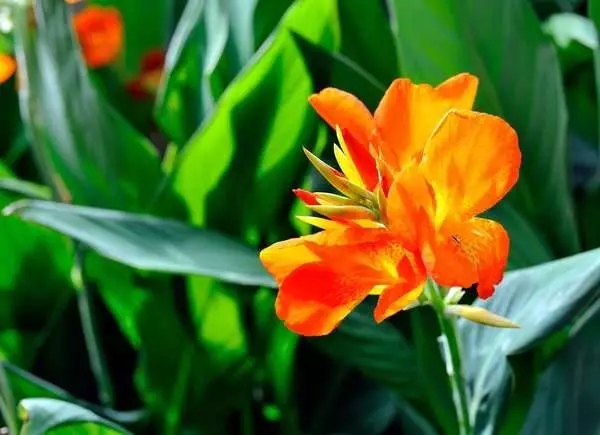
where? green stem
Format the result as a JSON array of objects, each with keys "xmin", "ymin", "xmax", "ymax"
[
  {"xmin": 426, "ymin": 281, "xmax": 472, "ymax": 435},
  {"xmin": 73, "ymin": 245, "xmax": 114, "ymax": 408}
]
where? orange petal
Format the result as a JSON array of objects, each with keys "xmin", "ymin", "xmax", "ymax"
[
  {"xmin": 275, "ymin": 262, "xmax": 384, "ymax": 336},
  {"xmin": 0, "ymin": 54, "xmax": 16, "ymax": 84},
  {"xmin": 259, "ymin": 226, "xmax": 377, "ymax": 285},
  {"xmin": 373, "ymin": 73, "xmax": 478, "ymax": 171},
  {"xmin": 74, "ymin": 6, "xmax": 123, "ymax": 68},
  {"xmin": 385, "ymin": 163, "xmax": 436, "ymax": 251},
  {"xmin": 420, "ymin": 110, "xmax": 520, "ymax": 226},
  {"xmin": 374, "ymin": 255, "xmax": 427, "ymax": 322},
  {"xmin": 309, "ymin": 88, "xmax": 375, "ymax": 149},
  {"xmin": 427, "ymin": 218, "xmax": 509, "ymax": 299}
]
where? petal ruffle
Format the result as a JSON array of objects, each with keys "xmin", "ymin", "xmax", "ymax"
[
  {"xmin": 374, "ymin": 73, "xmax": 478, "ymax": 171},
  {"xmin": 309, "ymin": 88, "xmax": 375, "ymax": 149},
  {"xmin": 420, "ymin": 110, "xmax": 520, "ymax": 227},
  {"xmin": 427, "ymin": 218, "xmax": 509, "ymax": 299}
]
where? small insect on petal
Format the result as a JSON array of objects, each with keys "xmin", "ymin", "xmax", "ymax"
[{"xmin": 445, "ymin": 304, "xmax": 519, "ymax": 329}]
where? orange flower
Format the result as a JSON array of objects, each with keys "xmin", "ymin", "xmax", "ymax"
[
  {"xmin": 259, "ymin": 73, "xmax": 521, "ymax": 336},
  {"xmin": 0, "ymin": 54, "xmax": 16, "ymax": 84},
  {"xmin": 73, "ymin": 6, "xmax": 122, "ymax": 68},
  {"xmin": 126, "ymin": 49, "xmax": 165, "ymax": 100}
]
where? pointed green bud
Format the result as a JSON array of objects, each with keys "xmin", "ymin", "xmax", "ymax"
[{"xmin": 445, "ymin": 305, "xmax": 519, "ymax": 329}]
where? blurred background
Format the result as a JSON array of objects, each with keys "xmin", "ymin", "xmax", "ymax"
[{"xmin": 0, "ymin": 0, "xmax": 599, "ymax": 434}]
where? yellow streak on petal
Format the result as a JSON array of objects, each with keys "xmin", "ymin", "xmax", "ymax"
[
  {"xmin": 295, "ymin": 215, "xmax": 341, "ymax": 230},
  {"xmin": 334, "ymin": 144, "xmax": 364, "ymax": 188}
]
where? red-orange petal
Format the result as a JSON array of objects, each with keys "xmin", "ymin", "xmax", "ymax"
[
  {"xmin": 276, "ymin": 262, "xmax": 386, "ymax": 336},
  {"xmin": 373, "ymin": 73, "xmax": 479, "ymax": 171},
  {"xmin": 293, "ymin": 188, "xmax": 319, "ymax": 206},
  {"xmin": 427, "ymin": 218, "xmax": 509, "ymax": 299},
  {"xmin": 420, "ymin": 110, "xmax": 520, "ymax": 225},
  {"xmin": 374, "ymin": 255, "xmax": 426, "ymax": 322},
  {"xmin": 309, "ymin": 88, "xmax": 375, "ymax": 149},
  {"xmin": 0, "ymin": 54, "xmax": 16, "ymax": 84},
  {"xmin": 341, "ymin": 128, "xmax": 378, "ymax": 190},
  {"xmin": 74, "ymin": 6, "xmax": 123, "ymax": 68}
]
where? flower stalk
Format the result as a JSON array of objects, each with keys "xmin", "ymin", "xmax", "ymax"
[{"xmin": 426, "ymin": 280, "xmax": 472, "ymax": 435}]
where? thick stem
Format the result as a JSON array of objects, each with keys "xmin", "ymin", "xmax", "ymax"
[{"xmin": 427, "ymin": 281, "xmax": 472, "ymax": 435}]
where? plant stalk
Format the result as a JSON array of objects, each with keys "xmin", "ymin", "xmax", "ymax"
[
  {"xmin": 73, "ymin": 245, "xmax": 114, "ymax": 408},
  {"xmin": 426, "ymin": 280, "xmax": 472, "ymax": 435}
]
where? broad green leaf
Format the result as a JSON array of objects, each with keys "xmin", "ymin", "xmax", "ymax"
[
  {"xmin": 520, "ymin": 300, "xmax": 600, "ymax": 434},
  {"xmin": 18, "ymin": 398, "xmax": 130, "ymax": 435},
  {"xmin": 172, "ymin": 0, "xmax": 339, "ymax": 241},
  {"xmin": 337, "ymin": 0, "xmax": 398, "ymax": 84},
  {"xmin": 591, "ymin": 0, "xmax": 600, "ymax": 148},
  {"xmin": 253, "ymin": 0, "xmax": 295, "ymax": 48},
  {"xmin": 0, "ymin": 168, "xmax": 72, "ymax": 368},
  {"xmin": 155, "ymin": 0, "xmax": 229, "ymax": 145},
  {"xmin": 135, "ymin": 284, "xmax": 253, "ymax": 435},
  {"xmin": 5, "ymin": 200, "xmax": 273, "ymax": 288},
  {"xmin": 314, "ymin": 302, "xmax": 421, "ymax": 398},
  {"xmin": 292, "ymin": 33, "xmax": 385, "ymax": 110},
  {"xmin": 2, "ymin": 362, "xmax": 145, "ymax": 428},
  {"xmin": 459, "ymin": 248, "xmax": 600, "ymax": 433},
  {"xmin": 12, "ymin": 0, "xmax": 171, "ymax": 212},
  {"xmin": 0, "ymin": 178, "xmax": 51, "ymax": 200},
  {"xmin": 388, "ymin": 0, "xmax": 580, "ymax": 257}
]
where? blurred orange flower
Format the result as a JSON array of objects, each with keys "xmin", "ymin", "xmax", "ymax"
[
  {"xmin": 73, "ymin": 5, "xmax": 122, "ymax": 68},
  {"xmin": 0, "ymin": 54, "xmax": 16, "ymax": 84},
  {"xmin": 260, "ymin": 73, "xmax": 521, "ymax": 336},
  {"xmin": 126, "ymin": 49, "xmax": 165, "ymax": 100}
]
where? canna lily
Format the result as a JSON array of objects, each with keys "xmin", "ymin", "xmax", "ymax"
[
  {"xmin": 73, "ymin": 5, "xmax": 122, "ymax": 68},
  {"xmin": 259, "ymin": 73, "xmax": 521, "ymax": 336},
  {"xmin": 0, "ymin": 53, "xmax": 16, "ymax": 84},
  {"xmin": 126, "ymin": 49, "xmax": 165, "ymax": 100}
]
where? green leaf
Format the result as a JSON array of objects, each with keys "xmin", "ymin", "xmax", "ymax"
[
  {"xmin": 135, "ymin": 281, "xmax": 253, "ymax": 434},
  {"xmin": 0, "ymin": 178, "xmax": 51, "ymax": 200},
  {"xmin": 314, "ymin": 302, "xmax": 421, "ymax": 398},
  {"xmin": 292, "ymin": 33, "xmax": 385, "ymax": 110},
  {"xmin": 12, "ymin": 0, "xmax": 171, "ymax": 212},
  {"xmin": 520, "ymin": 299, "xmax": 600, "ymax": 434},
  {"xmin": 172, "ymin": 0, "xmax": 339, "ymax": 241},
  {"xmin": 155, "ymin": 0, "xmax": 229, "ymax": 145},
  {"xmin": 18, "ymin": 398, "xmax": 130, "ymax": 435},
  {"xmin": 543, "ymin": 12, "xmax": 597, "ymax": 72},
  {"xmin": 459, "ymin": 248, "xmax": 600, "ymax": 433},
  {"xmin": 387, "ymin": 0, "xmax": 580, "ymax": 257},
  {"xmin": 590, "ymin": 0, "xmax": 600, "ymax": 152},
  {"xmin": 337, "ymin": 0, "xmax": 398, "ymax": 84},
  {"xmin": 253, "ymin": 0, "xmax": 295, "ymax": 48},
  {"xmin": 5, "ymin": 200, "xmax": 273, "ymax": 287}
]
